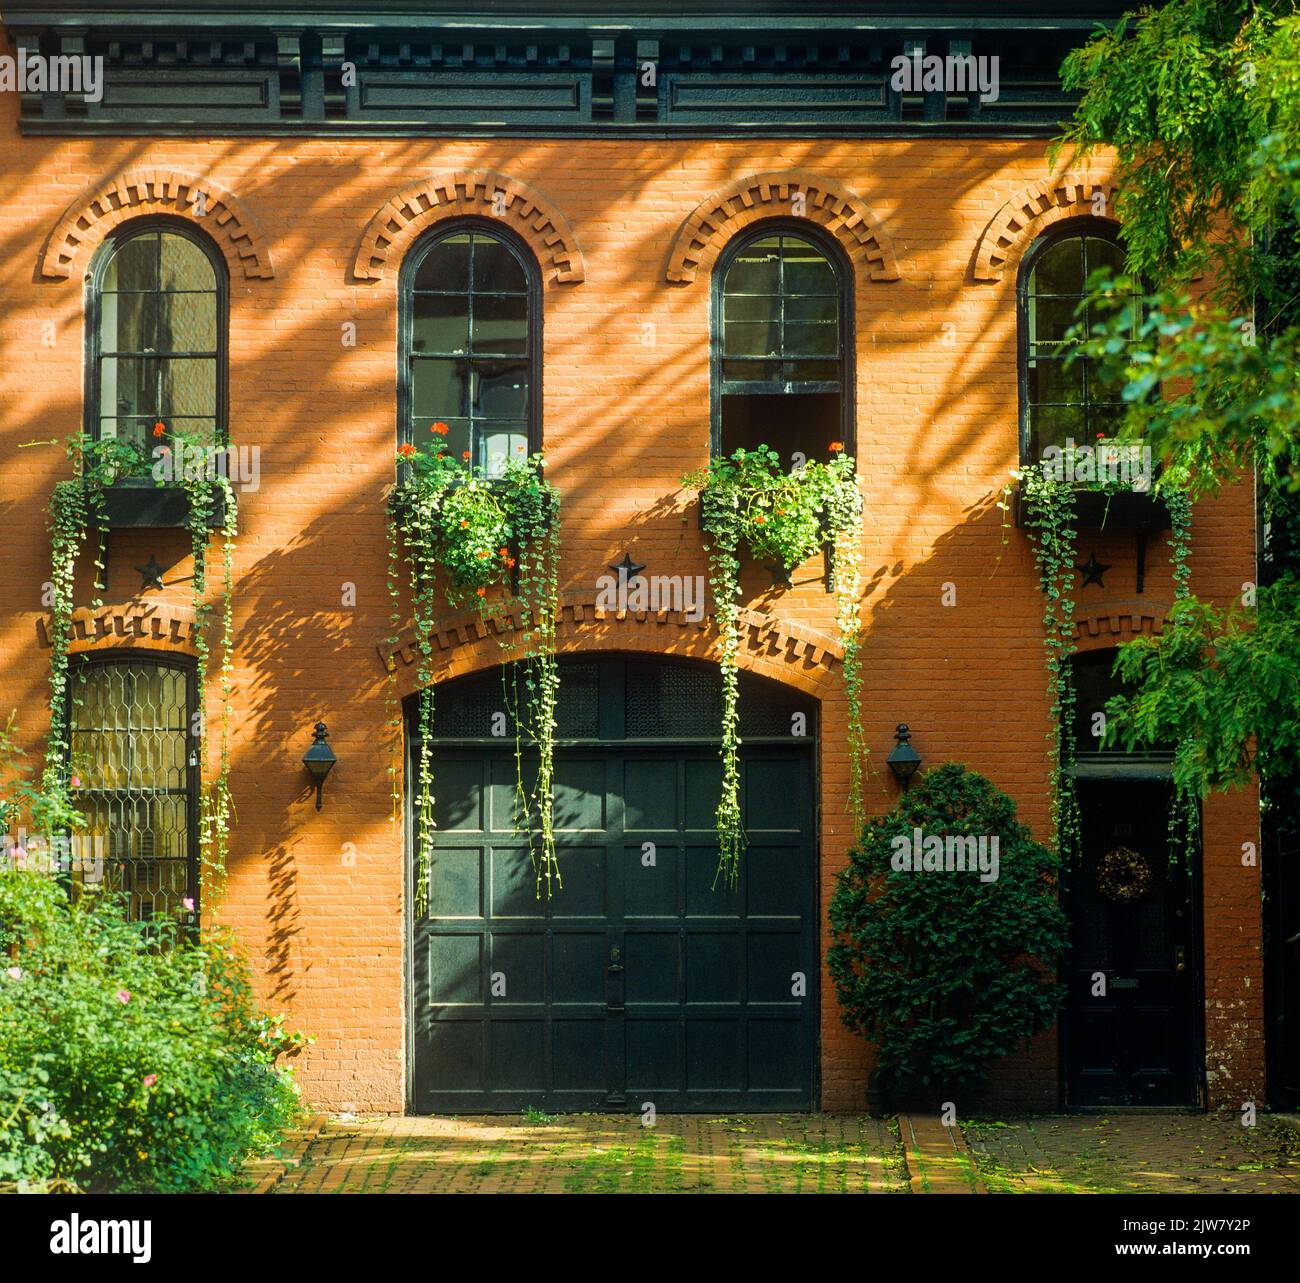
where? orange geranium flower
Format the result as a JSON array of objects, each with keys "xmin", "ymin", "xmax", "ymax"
[
  {"xmin": 397, "ymin": 443, "xmax": 417, "ymax": 458},
  {"xmin": 152, "ymin": 422, "xmax": 166, "ymax": 438},
  {"xmin": 462, "ymin": 451, "xmax": 471, "ymax": 461},
  {"xmin": 431, "ymin": 422, "xmax": 450, "ymax": 436},
  {"xmin": 460, "ymin": 519, "xmax": 469, "ymax": 528},
  {"xmin": 476, "ymin": 587, "xmax": 487, "ymax": 597},
  {"xmin": 829, "ymin": 441, "xmax": 844, "ymax": 453}
]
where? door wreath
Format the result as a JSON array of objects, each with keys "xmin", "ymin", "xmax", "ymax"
[{"xmin": 1097, "ymin": 845, "xmax": 1153, "ymax": 904}]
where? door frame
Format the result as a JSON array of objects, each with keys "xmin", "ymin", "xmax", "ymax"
[{"xmin": 401, "ymin": 653, "xmax": 824, "ymax": 1115}]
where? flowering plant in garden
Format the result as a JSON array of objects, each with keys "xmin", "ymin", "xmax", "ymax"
[
  {"xmin": 387, "ymin": 427, "xmax": 562, "ymax": 907},
  {"xmin": 683, "ymin": 444, "xmax": 866, "ymax": 885},
  {"xmin": 0, "ymin": 866, "xmax": 304, "ymax": 1194}
]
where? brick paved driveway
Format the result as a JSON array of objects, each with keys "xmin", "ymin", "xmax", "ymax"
[
  {"xmin": 964, "ymin": 1114, "xmax": 1300, "ymax": 1194},
  {"xmin": 256, "ymin": 1113, "xmax": 907, "ymax": 1194}
]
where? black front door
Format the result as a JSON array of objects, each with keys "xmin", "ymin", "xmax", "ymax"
[
  {"xmin": 408, "ymin": 657, "xmax": 819, "ymax": 1114},
  {"xmin": 1063, "ymin": 779, "xmax": 1203, "ymax": 1107}
]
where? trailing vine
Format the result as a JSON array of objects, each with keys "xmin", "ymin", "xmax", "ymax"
[
  {"xmin": 1018, "ymin": 461, "xmax": 1082, "ymax": 863},
  {"xmin": 683, "ymin": 444, "xmax": 863, "ymax": 885},
  {"xmin": 39, "ymin": 426, "xmax": 237, "ymax": 912},
  {"xmin": 1163, "ymin": 489, "xmax": 1200, "ymax": 866},
  {"xmin": 388, "ymin": 431, "xmax": 560, "ymax": 911}
]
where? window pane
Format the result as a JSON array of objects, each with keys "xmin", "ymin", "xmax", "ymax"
[
  {"xmin": 1028, "ymin": 356, "xmax": 1085, "ymax": 405},
  {"xmin": 412, "ymin": 416, "xmax": 472, "ymax": 459},
  {"xmin": 724, "ymin": 319, "xmax": 779, "ymax": 358},
  {"xmin": 158, "ymin": 292, "xmax": 217, "ymax": 353},
  {"xmin": 783, "ymin": 359, "xmax": 840, "ymax": 383},
  {"xmin": 1032, "ymin": 295, "xmax": 1082, "ymax": 346},
  {"xmin": 102, "ymin": 357, "xmax": 158, "ymax": 419},
  {"xmin": 721, "ymin": 358, "xmax": 780, "ymax": 383},
  {"xmin": 1032, "ymin": 237, "xmax": 1085, "ymax": 295},
  {"xmin": 1029, "ymin": 404, "xmax": 1085, "ymax": 458},
  {"xmin": 473, "ymin": 361, "xmax": 528, "ymax": 419},
  {"xmin": 1085, "ymin": 236, "xmax": 1125, "ymax": 278},
  {"xmin": 479, "ymin": 427, "xmax": 529, "ymax": 477},
  {"xmin": 471, "ymin": 295, "xmax": 527, "ymax": 355},
  {"xmin": 473, "ymin": 236, "xmax": 527, "ymax": 293},
  {"xmin": 724, "ymin": 238, "xmax": 782, "ymax": 293},
  {"xmin": 412, "ymin": 358, "xmax": 468, "ymax": 417},
  {"xmin": 782, "ymin": 240, "xmax": 837, "ymax": 295},
  {"xmin": 159, "ymin": 358, "xmax": 216, "ymax": 417},
  {"xmin": 414, "ymin": 234, "xmax": 472, "ymax": 292},
  {"xmin": 784, "ymin": 320, "xmax": 838, "ymax": 357},
  {"xmin": 101, "ymin": 234, "xmax": 159, "ymax": 292},
  {"xmin": 99, "ymin": 291, "xmax": 156, "ymax": 354},
  {"xmin": 159, "ymin": 233, "xmax": 216, "ymax": 291},
  {"xmin": 413, "ymin": 293, "xmax": 469, "ymax": 355},
  {"xmin": 784, "ymin": 294, "xmax": 838, "ymax": 324}
]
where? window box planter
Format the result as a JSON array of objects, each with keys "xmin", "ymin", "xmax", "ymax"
[
  {"xmin": 1013, "ymin": 484, "xmax": 1170, "ymax": 533},
  {"xmin": 93, "ymin": 478, "xmax": 228, "ymax": 531}
]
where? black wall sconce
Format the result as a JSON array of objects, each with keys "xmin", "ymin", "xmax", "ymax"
[
  {"xmin": 302, "ymin": 722, "xmax": 337, "ymax": 811},
  {"xmin": 887, "ymin": 723, "xmax": 921, "ymax": 790}
]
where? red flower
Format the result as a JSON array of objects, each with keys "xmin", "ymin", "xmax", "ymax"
[
  {"xmin": 431, "ymin": 422, "xmax": 450, "ymax": 436},
  {"xmin": 504, "ymin": 557, "xmax": 516, "ymax": 569},
  {"xmin": 152, "ymin": 422, "xmax": 166, "ymax": 438},
  {"xmin": 142, "ymin": 1074, "xmax": 157, "ymax": 1088},
  {"xmin": 476, "ymin": 587, "xmax": 487, "ymax": 597},
  {"xmin": 460, "ymin": 519, "xmax": 469, "ymax": 528},
  {"xmin": 461, "ymin": 451, "xmax": 471, "ymax": 461},
  {"xmin": 829, "ymin": 441, "xmax": 844, "ymax": 453},
  {"xmin": 397, "ymin": 443, "xmax": 417, "ymax": 458}
]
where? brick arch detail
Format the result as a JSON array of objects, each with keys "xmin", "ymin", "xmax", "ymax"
[
  {"xmin": 377, "ymin": 591, "xmax": 841, "ymax": 700},
  {"xmin": 41, "ymin": 168, "xmax": 274, "ymax": 282},
  {"xmin": 353, "ymin": 170, "xmax": 585, "ymax": 285},
  {"xmin": 36, "ymin": 603, "xmax": 200, "ymax": 657},
  {"xmin": 974, "ymin": 174, "xmax": 1119, "ymax": 282},
  {"xmin": 1070, "ymin": 600, "xmax": 1171, "ymax": 652},
  {"xmin": 666, "ymin": 171, "xmax": 901, "ymax": 284}
]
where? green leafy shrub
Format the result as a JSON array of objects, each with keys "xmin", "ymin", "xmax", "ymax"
[
  {"xmin": 0, "ymin": 870, "xmax": 303, "ymax": 1192},
  {"xmin": 828, "ymin": 763, "xmax": 1070, "ymax": 1101}
]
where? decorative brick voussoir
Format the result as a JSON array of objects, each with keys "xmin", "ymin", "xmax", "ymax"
[
  {"xmin": 666, "ymin": 171, "xmax": 900, "ymax": 284},
  {"xmin": 354, "ymin": 169, "xmax": 586, "ymax": 285},
  {"xmin": 974, "ymin": 173, "xmax": 1119, "ymax": 281},
  {"xmin": 41, "ymin": 168, "xmax": 274, "ymax": 281},
  {"xmin": 1071, "ymin": 601, "xmax": 1171, "ymax": 650},
  {"xmin": 378, "ymin": 592, "xmax": 841, "ymax": 697},
  {"xmin": 35, "ymin": 603, "xmax": 200, "ymax": 655}
]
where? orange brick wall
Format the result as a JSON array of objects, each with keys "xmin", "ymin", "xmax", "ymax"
[{"xmin": 0, "ymin": 72, "xmax": 1264, "ymax": 1112}]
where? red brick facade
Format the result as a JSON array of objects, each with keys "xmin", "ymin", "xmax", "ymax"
[{"xmin": 0, "ymin": 66, "xmax": 1264, "ymax": 1112}]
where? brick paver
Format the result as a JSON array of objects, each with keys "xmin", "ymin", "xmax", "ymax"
[
  {"xmin": 963, "ymin": 1114, "xmax": 1300, "ymax": 1195},
  {"xmin": 255, "ymin": 1113, "xmax": 908, "ymax": 1194}
]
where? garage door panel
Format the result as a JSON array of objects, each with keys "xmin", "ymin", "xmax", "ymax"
[
  {"xmin": 552, "ymin": 756, "xmax": 609, "ymax": 831},
  {"xmin": 685, "ymin": 843, "xmax": 742, "ymax": 917},
  {"xmin": 625, "ymin": 932, "xmax": 680, "ymax": 1003},
  {"xmin": 425, "ymin": 845, "xmax": 484, "ymax": 918},
  {"xmin": 746, "ymin": 844, "xmax": 805, "ymax": 919},
  {"xmin": 686, "ymin": 1020, "xmax": 742, "ymax": 1090},
  {"xmin": 744, "ymin": 757, "xmax": 805, "ymax": 831},
  {"xmin": 432, "ymin": 757, "xmax": 487, "ymax": 831},
  {"xmin": 417, "ymin": 1020, "xmax": 484, "ymax": 1093},
  {"xmin": 547, "ymin": 844, "xmax": 609, "ymax": 918},
  {"xmin": 748, "ymin": 1020, "xmax": 806, "ymax": 1089},
  {"xmin": 420, "ymin": 932, "xmax": 482, "ymax": 1004},
  {"xmin": 489, "ymin": 931, "xmax": 545, "ymax": 1004},
  {"xmin": 745, "ymin": 932, "xmax": 803, "ymax": 1002},
  {"xmin": 551, "ymin": 931, "xmax": 607, "ymax": 1004},
  {"xmin": 683, "ymin": 757, "xmax": 723, "ymax": 830},
  {"xmin": 622, "ymin": 757, "xmax": 678, "ymax": 831},
  {"xmin": 552, "ymin": 1019, "xmax": 608, "ymax": 1091},
  {"xmin": 488, "ymin": 1020, "xmax": 546, "ymax": 1091},
  {"xmin": 623, "ymin": 842, "xmax": 679, "ymax": 917},
  {"xmin": 627, "ymin": 1019, "xmax": 682, "ymax": 1091}
]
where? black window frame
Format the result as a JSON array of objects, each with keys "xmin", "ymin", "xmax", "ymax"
[
  {"xmin": 1017, "ymin": 217, "xmax": 1131, "ymax": 466},
  {"xmin": 397, "ymin": 218, "xmax": 543, "ymax": 469},
  {"xmin": 710, "ymin": 219, "xmax": 856, "ymax": 458},
  {"xmin": 84, "ymin": 214, "xmax": 230, "ymax": 452},
  {"xmin": 64, "ymin": 650, "xmax": 202, "ymax": 922}
]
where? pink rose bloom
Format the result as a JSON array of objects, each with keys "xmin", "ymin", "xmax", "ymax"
[
  {"xmin": 182, "ymin": 897, "xmax": 195, "ymax": 913},
  {"xmin": 6, "ymin": 967, "xmax": 21, "ymax": 981},
  {"xmin": 116, "ymin": 989, "xmax": 131, "ymax": 1004},
  {"xmin": 70, "ymin": 776, "xmax": 81, "ymax": 788},
  {"xmin": 142, "ymin": 1074, "xmax": 157, "ymax": 1088}
]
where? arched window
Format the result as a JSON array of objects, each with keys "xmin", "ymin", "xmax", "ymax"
[
  {"xmin": 401, "ymin": 223, "xmax": 540, "ymax": 476},
  {"xmin": 712, "ymin": 225, "xmax": 853, "ymax": 461},
  {"xmin": 88, "ymin": 220, "xmax": 226, "ymax": 450},
  {"xmin": 1019, "ymin": 222, "xmax": 1131, "ymax": 463},
  {"xmin": 68, "ymin": 655, "xmax": 199, "ymax": 921}
]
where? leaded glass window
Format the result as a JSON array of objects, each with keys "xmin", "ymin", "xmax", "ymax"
[
  {"xmin": 403, "ymin": 226, "xmax": 538, "ymax": 476},
  {"xmin": 91, "ymin": 222, "xmax": 225, "ymax": 452},
  {"xmin": 68, "ymin": 659, "xmax": 198, "ymax": 921},
  {"xmin": 1019, "ymin": 226, "xmax": 1136, "ymax": 462},
  {"xmin": 714, "ymin": 228, "xmax": 852, "ymax": 460}
]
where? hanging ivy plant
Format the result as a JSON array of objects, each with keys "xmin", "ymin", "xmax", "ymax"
[
  {"xmin": 388, "ymin": 430, "xmax": 561, "ymax": 911},
  {"xmin": 683, "ymin": 443, "xmax": 865, "ymax": 887},
  {"xmin": 1016, "ymin": 449, "xmax": 1195, "ymax": 865},
  {"xmin": 41, "ymin": 426, "xmax": 237, "ymax": 909}
]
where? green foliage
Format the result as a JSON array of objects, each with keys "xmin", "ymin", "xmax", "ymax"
[
  {"xmin": 827, "ymin": 764, "xmax": 1069, "ymax": 1098},
  {"xmin": 0, "ymin": 870, "xmax": 303, "ymax": 1193},
  {"xmin": 683, "ymin": 445, "xmax": 865, "ymax": 883},
  {"xmin": 1056, "ymin": 0, "xmax": 1300, "ymax": 799},
  {"xmin": 388, "ymin": 440, "xmax": 561, "ymax": 905}
]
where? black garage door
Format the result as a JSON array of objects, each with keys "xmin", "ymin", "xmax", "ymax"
[{"xmin": 409, "ymin": 657, "xmax": 818, "ymax": 1113}]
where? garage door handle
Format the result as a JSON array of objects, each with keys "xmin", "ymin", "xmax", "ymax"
[
  {"xmin": 607, "ymin": 962, "xmax": 624, "ymax": 974},
  {"xmin": 606, "ymin": 1003, "xmax": 625, "ymax": 1013}
]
